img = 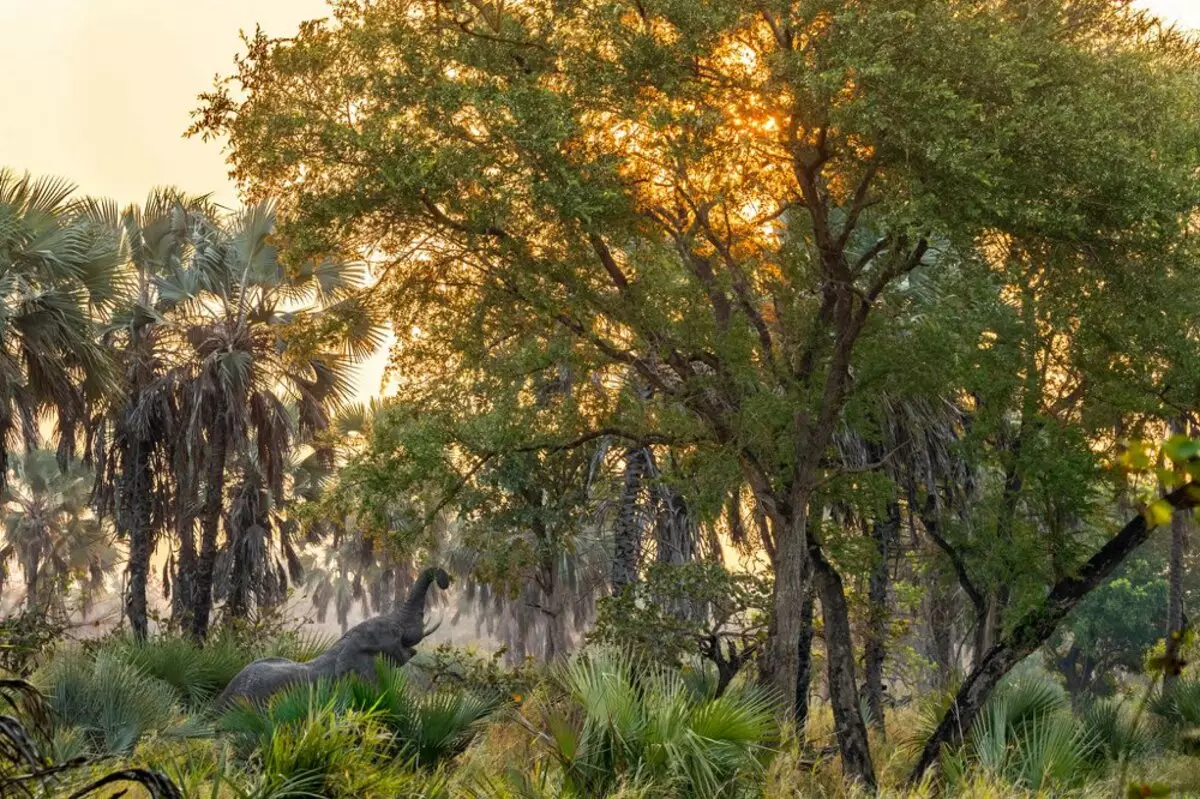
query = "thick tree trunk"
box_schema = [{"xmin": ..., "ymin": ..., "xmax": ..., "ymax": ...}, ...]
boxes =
[
  {"xmin": 769, "ymin": 503, "xmax": 810, "ymax": 733},
  {"xmin": 812, "ymin": 546, "xmax": 876, "ymax": 790},
  {"xmin": 795, "ymin": 584, "xmax": 816, "ymax": 734},
  {"xmin": 612, "ymin": 446, "xmax": 649, "ymax": 591},
  {"xmin": 908, "ymin": 483, "xmax": 1200, "ymax": 786},
  {"xmin": 126, "ymin": 439, "xmax": 153, "ymax": 640},
  {"xmin": 1057, "ymin": 643, "xmax": 1098, "ymax": 701},
  {"xmin": 189, "ymin": 418, "xmax": 228, "ymax": 641},
  {"xmin": 863, "ymin": 504, "xmax": 899, "ymax": 734},
  {"xmin": 1165, "ymin": 507, "xmax": 1189, "ymax": 691}
]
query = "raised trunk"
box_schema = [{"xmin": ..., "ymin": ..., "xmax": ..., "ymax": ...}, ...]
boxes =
[
  {"xmin": 612, "ymin": 446, "xmax": 650, "ymax": 591},
  {"xmin": 863, "ymin": 504, "xmax": 899, "ymax": 734},
  {"xmin": 126, "ymin": 438, "xmax": 153, "ymax": 640},
  {"xmin": 908, "ymin": 483, "xmax": 1200, "ymax": 785},
  {"xmin": 1165, "ymin": 506, "xmax": 1189, "ymax": 691},
  {"xmin": 812, "ymin": 546, "xmax": 876, "ymax": 790},
  {"xmin": 395, "ymin": 567, "xmax": 450, "ymax": 646},
  {"xmin": 189, "ymin": 416, "xmax": 228, "ymax": 641}
]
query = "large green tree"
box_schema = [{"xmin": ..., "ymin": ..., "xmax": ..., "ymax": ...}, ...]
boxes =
[{"xmin": 193, "ymin": 0, "xmax": 1200, "ymax": 785}]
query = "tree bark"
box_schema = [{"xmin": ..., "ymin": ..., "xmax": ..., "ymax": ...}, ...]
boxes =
[
  {"xmin": 863, "ymin": 504, "xmax": 899, "ymax": 734},
  {"xmin": 1165, "ymin": 506, "xmax": 1189, "ymax": 691},
  {"xmin": 795, "ymin": 583, "xmax": 816, "ymax": 734},
  {"xmin": 908, "ymin": 482, "xmax": 1200, "ymax": 786},
  {"xmin": 811, "ymin": 545, "xmax": 876, "ymax": 790},
  {"xmin": 769, "ymin": 502, "xmax": 811, "ymax": 735},
  {"xmin": 189, "ymin": 416, "xmax": 229, "ymax": 641},
  {"xmin": 126, "ymin": 437, "xmax": 153, "ymax": 640},
  {"xmin": 541, "ymin": 557, "xmax": 568, "ymax": 662}
]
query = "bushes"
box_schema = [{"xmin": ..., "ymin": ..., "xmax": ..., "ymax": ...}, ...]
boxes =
[
  {"xmin": 37, "ymin": 649, "xmax": 181, "ymax": 755},
  {"xmin": 1150, "ymin": 676, "xmax": 1200, "ymax": 753},
  {"xmin": 15, "ymin": 635, "xmax": 1200, "ymax": 798},
  {"xmin": 529, "ymin": 649, "xmax": 777, "ymax": 798},
  {"xmin": 220, "ymin": 656, "xmax": 500, "ymax": 785},
  {"xmin": 109, "ymin": 633, "xmax": 247, "ymax": 711}
]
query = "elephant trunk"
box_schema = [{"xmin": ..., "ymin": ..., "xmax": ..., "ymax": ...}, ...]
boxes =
[{"xmin": 396, "ymin": 566, "xmax": 450, "ymax": 646}]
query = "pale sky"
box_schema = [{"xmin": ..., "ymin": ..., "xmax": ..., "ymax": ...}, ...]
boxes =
[{"xmin": 1, "ymin": 0, "xmax": 1196, "ymax": 208}]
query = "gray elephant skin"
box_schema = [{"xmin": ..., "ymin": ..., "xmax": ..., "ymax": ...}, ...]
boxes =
[{"xmin": 215, "ymin": 567, "xmax": 451, "ymax": 709}]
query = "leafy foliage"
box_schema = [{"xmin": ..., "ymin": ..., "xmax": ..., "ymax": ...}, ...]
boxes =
[
  {"xmin": 591, "ymin": 562, "xmax": 769, "ymax": 688},
  {"xmin": 524, "ymin": 649, "xmax": 777, "ymax": 798},
  {"xmin": 36, "ymin": 649, "xmax": 182, "ymax": 756},
  {"xmin": 109, "ymin": 633, "xmax": 249, "ymax": 712},
  {"xmin": 220, "ymin": 657, "xmax": 500, "ymax": 771}
]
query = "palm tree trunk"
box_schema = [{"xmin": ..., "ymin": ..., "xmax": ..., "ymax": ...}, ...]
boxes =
[
  {"xmin": 863, "ymin": 503, "xmax": 899, "ymax": 734},
  {"xmin": 542, "ymin": 561, "xmax": 568, "ymax": 661},
  {"xmin": 612, "ymin": 446, "xmax": 649, "ymax": 591},
  {"xmin": 189, "ymin": 417, "xmax": 229, "ymax": 641},
  {"xmin": 126, "ymin": 437, "xmax": 153, "ymax": 640}
]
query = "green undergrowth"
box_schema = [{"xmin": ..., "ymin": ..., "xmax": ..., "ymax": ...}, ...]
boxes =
[{"xmin": 6, "ymin": 634, "xmax": 1200, "ymax": 797}]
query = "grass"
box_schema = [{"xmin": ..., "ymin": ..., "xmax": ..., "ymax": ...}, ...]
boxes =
[{"xmin": 5, "ymin": 633, "xmax": 1199, "ymax": 798}]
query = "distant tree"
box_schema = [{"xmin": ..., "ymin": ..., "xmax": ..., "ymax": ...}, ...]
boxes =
[
  {"xmin": 86, "ymin": 189, "xmax": 213, "ymax": 639},
  {"xmin": 1049, "ymin": 557, "xmax": 1168, "ymax": 699},
  {"xmin": 1, "ymin": 450, "xmax": 115, "ymax": 617}
]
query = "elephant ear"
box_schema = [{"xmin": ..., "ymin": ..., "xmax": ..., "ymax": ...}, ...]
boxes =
[{"xmin": 397, "ymin": 567, "xmax": 451, "ymax": 647}]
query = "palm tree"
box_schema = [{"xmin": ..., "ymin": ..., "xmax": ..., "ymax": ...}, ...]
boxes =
[
  {"xmin": 0, "ymin": 170, "xmax": 122, "ymax": 484},
  {"xmin": 161, "ymin": 201, "xmax": 379, "ymax": 640},
  {"xmin": 87, "ymin": 189, "xmax": 213, "ymax": 639},
  {"xmin": 1, "ymin": 450, "xmax": 116, "ymax": 617}
]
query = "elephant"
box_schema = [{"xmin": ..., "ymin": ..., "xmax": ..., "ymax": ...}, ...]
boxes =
[{"xmin": 215, "ymin": 567, "xmax": 450, "ymax": 710}]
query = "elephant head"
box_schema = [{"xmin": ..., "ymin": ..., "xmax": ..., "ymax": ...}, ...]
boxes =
[{"xmin": 397, "ymin": 566, "xmax": 451, "ymax": 648}]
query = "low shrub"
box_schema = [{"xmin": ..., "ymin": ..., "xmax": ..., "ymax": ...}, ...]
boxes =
[{"xmin": 37, "ymin": 649, "xmax": 182, "ymax": 755}]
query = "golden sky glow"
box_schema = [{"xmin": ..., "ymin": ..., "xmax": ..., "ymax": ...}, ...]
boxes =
[{"xmin": 0, "ymin": 0, "xmax": 1195, "ymax": 399}]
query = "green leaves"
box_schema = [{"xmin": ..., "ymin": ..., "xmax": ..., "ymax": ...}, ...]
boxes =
[{"xmin": 536, "ymin": 649, "xmax": 777, "ymax": 798}]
